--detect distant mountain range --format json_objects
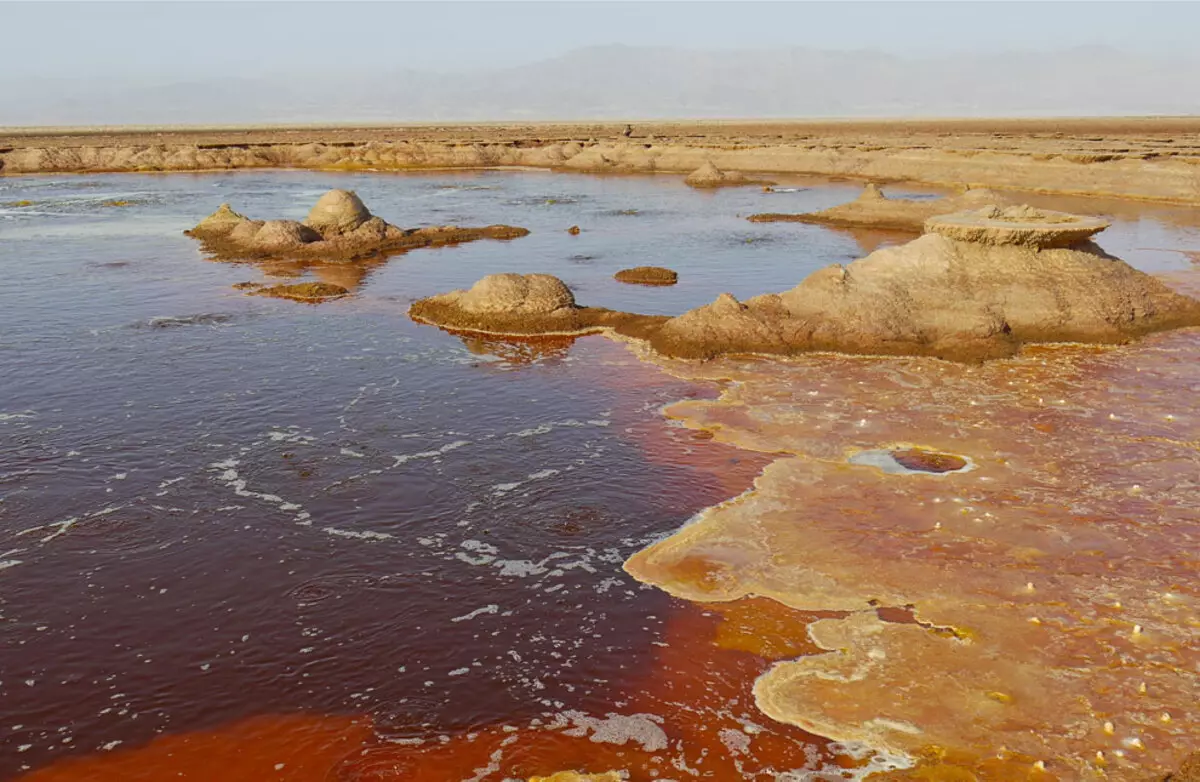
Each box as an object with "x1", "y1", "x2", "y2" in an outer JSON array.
[{"x1": 3, "y1": 44, "x2": 1198, "y2": 126}]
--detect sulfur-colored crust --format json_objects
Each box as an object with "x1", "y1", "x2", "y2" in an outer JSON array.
[{"x1": 621, "y1": 339, "x2": 1200, "y2": 780}]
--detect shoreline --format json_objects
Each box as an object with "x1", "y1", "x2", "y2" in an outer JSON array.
[{"x1": 4, "y1": 118, "x2": 1200, "y2": 204}]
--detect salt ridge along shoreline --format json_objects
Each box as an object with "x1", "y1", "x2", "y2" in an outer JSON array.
[{"x1": 3, "y1": 118, "x2": 1200, "y2": 204}]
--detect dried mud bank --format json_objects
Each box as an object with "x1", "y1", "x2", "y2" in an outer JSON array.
[
  {"x1": 624, "y1": 333, "x2": 1200, "y2": 780},
  {"x1": 411, "y1": 208, "x2": 1200, "y2": 362},
  {"x1": 4, "y1": 118, "x2": 1200, "y2": 203}
]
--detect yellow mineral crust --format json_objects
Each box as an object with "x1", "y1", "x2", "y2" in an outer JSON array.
[{"x1": 625, "y1": 333, "x2": 1200, "y2": 780}]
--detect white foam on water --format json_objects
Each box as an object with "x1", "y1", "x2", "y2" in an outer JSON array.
[
  {"x1": 323, "y1": 527, "x2": 393, "y2": 541},
  {"x1": 0, "y1": 411, "x2": 37, "y2": 422},
  {"x1": 555, "y1": 710, "x2": 669, "y2": 752},
  {"x1": 450, "y1": 604, "x2": 500, "y2": 623}
]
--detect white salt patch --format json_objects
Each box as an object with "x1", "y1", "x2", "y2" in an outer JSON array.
[
  {"x1": 392, "y1": 439, "x2": 471, "y2": 467},
  {"x1": 448, "y1": 668, "x2": 470, "y2": 677},
  {"x1": 451, "y1": 604, "x2": 499, "y2": 623},
  {"x1": 323, "y1": 527, "x2": 393, "y2": 541}
]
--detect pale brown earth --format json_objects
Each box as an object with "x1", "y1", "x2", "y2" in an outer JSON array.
[
  {"x1": 748, "y1": 183, "x2": 1018, "y2": 231},
  {"x1": 185, "y1": 188, "x2": 529, "y2": 262},
  {"x1": 410, "y1": 210, "x2": 1200, "y2": 363},
  {"x1": 4, "y1": 118, "x2": 1200, "y2": 203}
]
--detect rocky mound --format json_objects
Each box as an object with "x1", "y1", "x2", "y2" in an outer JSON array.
[
  {"x1": 649, "y1": 208, "x2": 1200, "y2": 361},
  {"x1": 304, "y1": 189, "x2": 371, "y2": 235},
  {"x1": 748, "y1": 183, "x2": 1013, "y2": 231},
  {"x1": 410, "y1": 206, "x2": 1200, "y2": 362},
  {"x1": 684, "y1": 161, "x2": 770, "y2": 189},
  {"x1": 614, "y1": 266, "x2": 678, "y2": 285},
  {"x1": 186, "y1": 189, "x2": 529, "y2": 262},
  {"x1": 409, "y1": 273, "x2": 667, "y2": 337}
]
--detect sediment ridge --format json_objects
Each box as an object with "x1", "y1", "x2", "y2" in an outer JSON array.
[{"x1": 4, "y1": 118, "x2": 1200, "y2": 203}]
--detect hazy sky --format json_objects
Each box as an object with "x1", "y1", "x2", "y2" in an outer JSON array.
[{"x1": 6, "y1": 1, "x2": 1199, "y2": 81}]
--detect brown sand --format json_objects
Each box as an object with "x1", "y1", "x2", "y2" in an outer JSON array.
[{"x1": 4, "y1": 118, "x2": 1200, "y2": 203}]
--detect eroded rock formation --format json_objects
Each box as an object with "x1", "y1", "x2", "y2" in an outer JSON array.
[
  {"x1": 186, "y1": 189, "x2": 529, "y2": 262},
  {"x1": 748, "y1": 183, "x2": 1015, "y2": 231},
  {"x1": 410, "y1": 207, "x2": 1200, "y2": 362}
]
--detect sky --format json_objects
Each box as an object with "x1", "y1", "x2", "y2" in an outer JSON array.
[{"x1": 4, "y1": 1, "x2": 1199, "y2": 81}]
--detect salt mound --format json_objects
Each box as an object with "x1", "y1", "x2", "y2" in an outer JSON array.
[
  {"x1": 457, "y1": 273, "x2": 576, "y2": 315},
  {"x1": 304, "y1": 189, "x2": 372, "y2": 236},
  {"x1": 684, "y1": 161, "x2": 760, "y2": 188},
  {"x1": 652, "y1": 215, "x2": 1200, "y2": 360},
  {"x1": 185, "y1": 190, "x2": 529, "y2": 262},
  {"x1": 188, "y1": 203, "x2": 249, "y2": 237}
]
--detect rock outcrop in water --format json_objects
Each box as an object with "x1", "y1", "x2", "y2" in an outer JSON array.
[
  {"x1": 614, "y1": 266, "x2": 678, "y2": 285},
  {"x1": 186, "y1": 189, "x2": 529, "y2": 262},
  {"x1": 411, "y1": 206, "x2": 1200, "y2": 362},
  {"x1": 748, "y1": 183, "x2": 1014, "y2": 231},
  {"x1": 408, "y1": 273, "x2": 668, "y2": 336},
  {"x1": 234, "y1": 281, "x2": 350, "y2": 303}
]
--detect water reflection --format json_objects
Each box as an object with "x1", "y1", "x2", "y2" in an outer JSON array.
[{"x1": 458, "y1": 333, "x2": 579, "y2": 367}]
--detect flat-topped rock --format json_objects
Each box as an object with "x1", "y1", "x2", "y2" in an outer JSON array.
[
  {"x1": 236, "y1": 281, "x2": 350, "y2": 302},
  {"x1": 925, "y1": 204, "x2": 1111, "y2": 247},
  {"x1": 614, "y1": 266, "x2": 678, "y2": 285},
  {"x1": 185, "y1": 189, "x2": 528, "y2": 262},
  {"x1": 749, "y1": 184, "x2": 1012, "y2": 231}
]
